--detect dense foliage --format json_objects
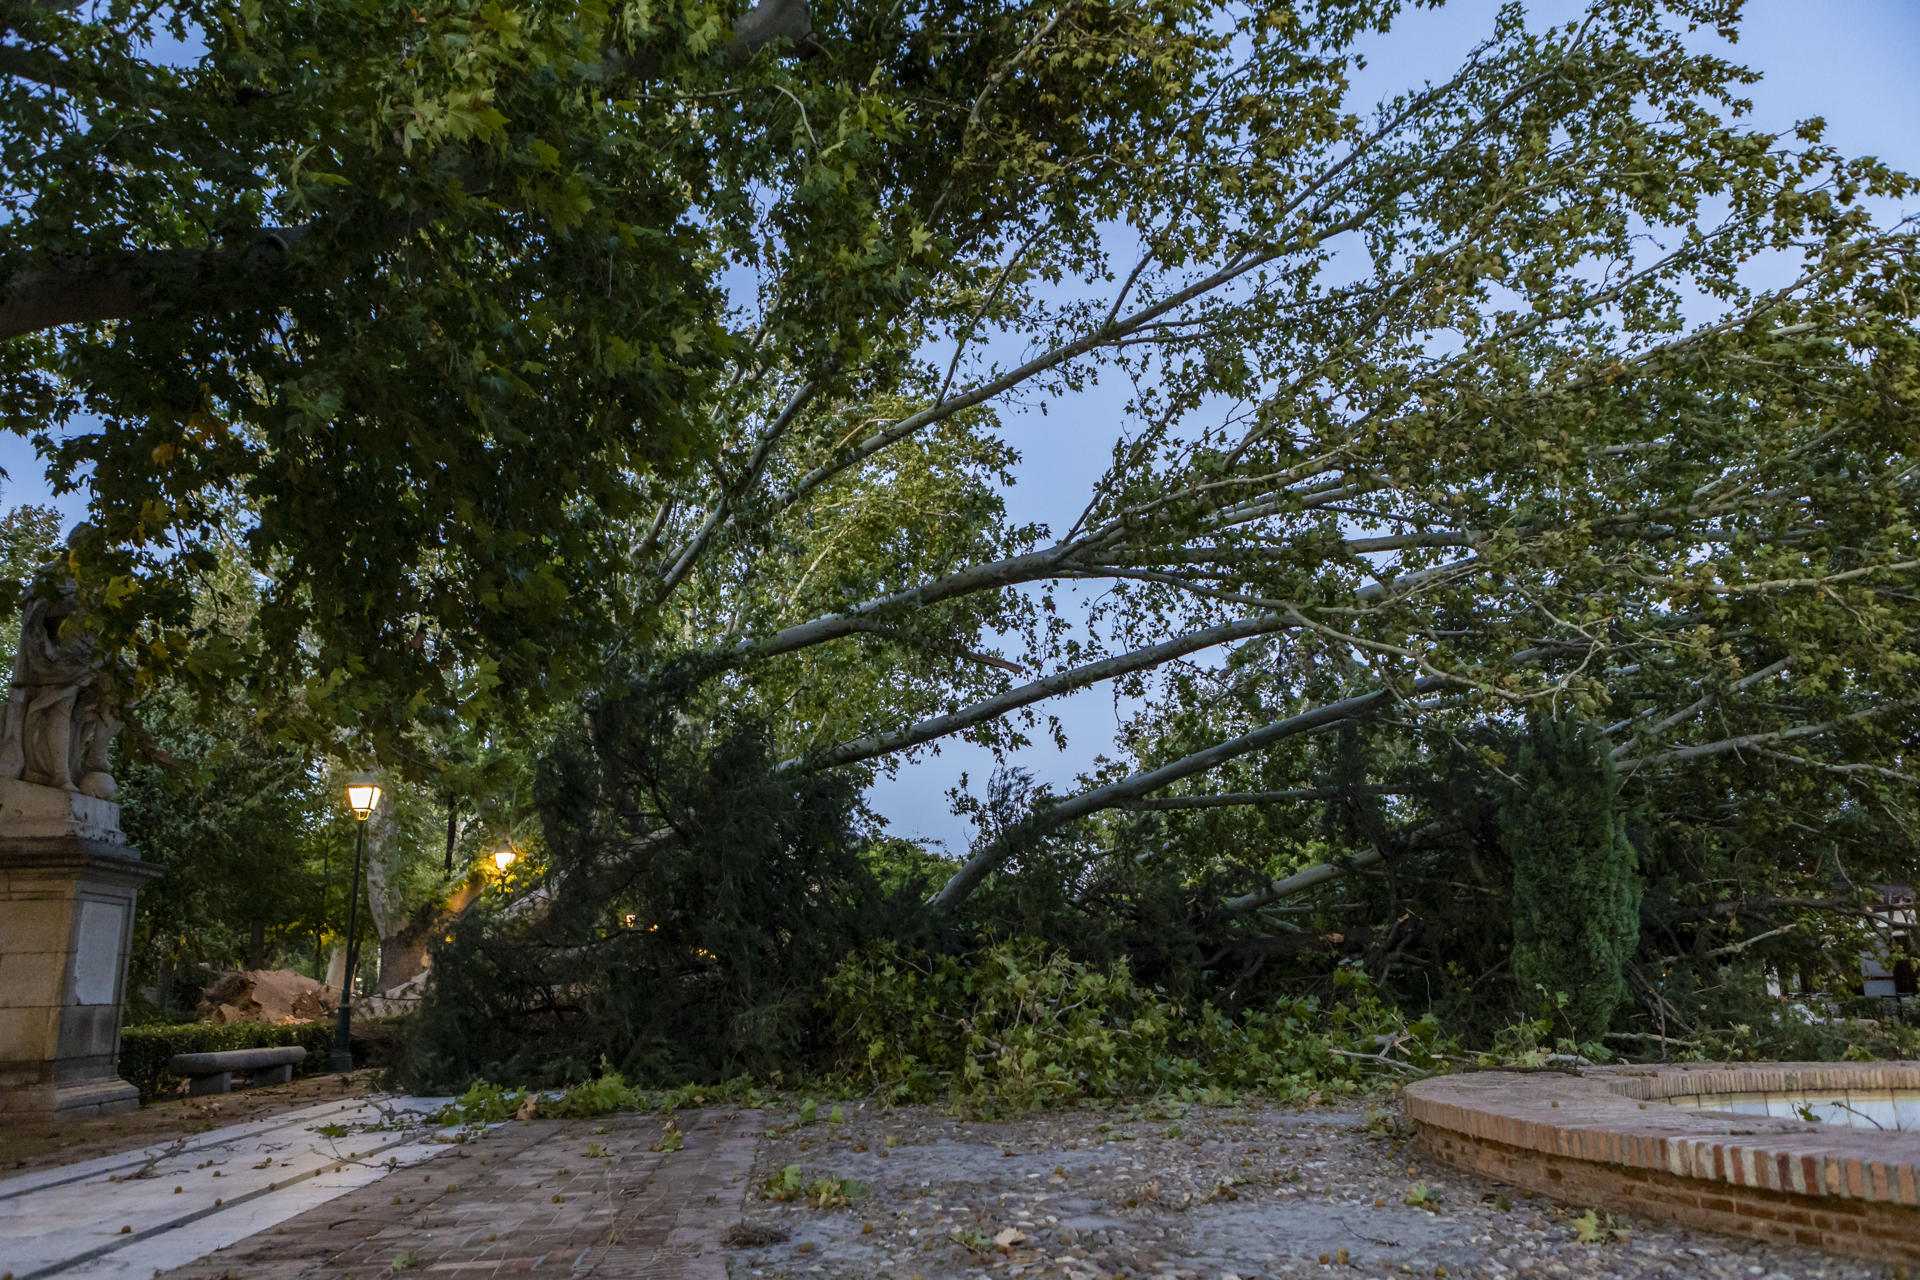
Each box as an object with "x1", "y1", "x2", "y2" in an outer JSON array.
[
  {"x1": 394, "y1": 693, "x2": 1913, "y2": 1098},
  {"x1": 2, "y1": 0, "x2": 1222, "y2": 746},
  {"x1": 826, "y1": 940, "x2": 1437, "y2": 1115},
  {"x1": 1500, "y1": 718, "x2": 1641, "y2": 1041},
  {"x1": 119, "y1": 680, "x2": 343, "y2": 1008},
  {"x1": 400, "y1": 693, "x2": 923, "y2": 1088}
]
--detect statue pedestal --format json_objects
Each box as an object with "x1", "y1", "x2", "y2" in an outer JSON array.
[{"x1": 0, "y1": 779, "x2": 159, "y2": 1118}]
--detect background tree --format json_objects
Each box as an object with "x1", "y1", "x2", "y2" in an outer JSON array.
[
  {"x1": 1, "y1": 0, "x2": 1216, "y2": 747},
  {"x1": 115, "y1": 554, "x2": 490, "y2": 1009},
  {"x1": 119, "y1": 685, "x2": 335, "y2": 1012},
  {"x1": 0, "y1": 496, "x2": 60, "y2": 672}
]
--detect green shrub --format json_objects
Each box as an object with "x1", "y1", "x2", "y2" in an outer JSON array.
[
  {"x1": 118, "y1": 1020, "x2": 338, "y2": 1100},
  {"x1": 430, "y1": 1079, "x2": 531, "y2": 1125},
  {"x1": 825, "y1": 940, "x2": 1442, "y2": 1115},
  {"x1": 542, "y1": 1070, "x2": 645, "y2": 1117}
]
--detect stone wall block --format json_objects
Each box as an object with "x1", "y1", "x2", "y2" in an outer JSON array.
[{"x1": 0, "y1": 790, "x2": 159, "y2": 1117}]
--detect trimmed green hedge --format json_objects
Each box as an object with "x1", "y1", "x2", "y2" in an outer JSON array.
[{"x1": 119, "y1": 1021, "x2": 337, "y2": 1100}]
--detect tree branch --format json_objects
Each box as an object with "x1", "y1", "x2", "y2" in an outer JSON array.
[
  {"x1": 1219, "y1": 848, "x2": 1384, "y2": 917},
  {"x1": 656, "y1": 379, "x2": 818, "y2": 599},
  {"x1": 0, "y1": 225, "x2": 319, "y2": 341},
  {"x1": 1215, "y1": 817, "x2": 1457, "y2": 919},
  {"x1": 796, "y1": 612, "x2": 1296, "y2": 773},
  {"x1": 926, "y1": 681, "x2": 1449, "y2": 914},
  {"x1": 1616, "y1": 698, "x2": 1917, "y2": 771},
  {"x1": 1120, "y1": 784, "x2": 1410, "y2": 811},
  {"x1": 1605, "y1": 656, "x2": 1793, "y2": 758}
]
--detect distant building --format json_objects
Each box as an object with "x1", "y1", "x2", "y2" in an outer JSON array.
[{"x1": 1862, "y1": 884, "x2": 1916, "y2": 1000}]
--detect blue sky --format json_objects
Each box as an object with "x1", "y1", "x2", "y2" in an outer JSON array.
[{"x1": 4, "y1": 2, "x2": 1916, "y2": 850}]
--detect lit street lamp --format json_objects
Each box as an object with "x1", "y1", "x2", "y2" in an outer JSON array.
[
  {"x1": 330, "y1": 773, "x2": 382, "y2": 1073},
  {"x1": 492, "y1": 846, "x2": 517, "y2": 873}
]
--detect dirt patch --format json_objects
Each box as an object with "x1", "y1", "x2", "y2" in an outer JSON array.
[
  {"x1": 0, "y1": 1071, "x2": 380, "y2": 1176},
  {"x1": 197, "y1": 968, "x2": 337, "y2": 1023},
  {"x1": 726, "y1": 1099, "x2": 1897, "y2": 1279}
]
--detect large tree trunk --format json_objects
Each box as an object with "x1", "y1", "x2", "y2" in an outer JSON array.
[
  {"x1": 359, "y1": 805, "x2": 430, "y2": 995},
  {"x1": 379, "y1": 928, "x2": 432, "y2": 993}
]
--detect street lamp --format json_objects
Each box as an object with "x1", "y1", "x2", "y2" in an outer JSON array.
[
  {"x1": 345, "y1": 778, "x2": 382, "y2": 822},
  {"x1": 330, "y1": 772, "x2": 382, "y2": 1073},
  {"x1": 491, "y1": 846, "x2": 517, "y2": 874}
]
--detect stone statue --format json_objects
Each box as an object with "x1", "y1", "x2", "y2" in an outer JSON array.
[{"x1": 0, "y1": 546, "x2": 118, "y2": 800}]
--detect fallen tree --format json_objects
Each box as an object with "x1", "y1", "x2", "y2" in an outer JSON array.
[{"x1": 394, "y1": 0, "x2": 1920, "y2": 1085}]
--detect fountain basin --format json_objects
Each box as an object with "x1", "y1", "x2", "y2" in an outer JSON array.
[{"x1": 1404, "y1": 1061, "x2": 1920, "y2": 1264}]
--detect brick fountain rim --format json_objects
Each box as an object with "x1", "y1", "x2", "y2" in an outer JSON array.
[{"x1": 1403, "y1": 1060, "x2": 1920, "y2": 1263}]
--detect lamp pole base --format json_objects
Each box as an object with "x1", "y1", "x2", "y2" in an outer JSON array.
[{"x1": 328, "y1": 820, "x2": 368, "y2": 1078}]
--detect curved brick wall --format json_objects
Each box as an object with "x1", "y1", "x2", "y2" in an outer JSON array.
[{"x1": 1404, "y1": 1061, "x2": 1920, "y2": 1264}]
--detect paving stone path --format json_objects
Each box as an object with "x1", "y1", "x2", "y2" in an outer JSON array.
[
  {"x1": 155, "y1": 1108, "x2": 762, "y2": 1280},
  {"x1": 11, "y1": 1094, "x2": 1891, "y2": 1279},
  {"x1": 0, "y1": 1096, "x2": 458, "y2": 1280},
  {"x1": 4, "y1": 1075, "x2": 386, "y2": 1179}
]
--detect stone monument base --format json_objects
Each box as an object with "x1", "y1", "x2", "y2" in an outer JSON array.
[{"x1": 0, "y1": 779, "x2": 159, "y2": 1118}]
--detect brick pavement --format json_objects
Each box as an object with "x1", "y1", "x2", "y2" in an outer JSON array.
[{"x1": 154, "y1": 1108, "x2": 764, "y2": 1279}]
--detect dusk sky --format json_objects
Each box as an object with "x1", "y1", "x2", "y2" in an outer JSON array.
[{"x1": 4, "y1": 2, "x2": 1914, "y2": 853}]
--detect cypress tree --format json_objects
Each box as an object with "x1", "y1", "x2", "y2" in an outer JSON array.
[{"x1": 1500, "y1": 716, "x2": 1642, "y2": 1042}]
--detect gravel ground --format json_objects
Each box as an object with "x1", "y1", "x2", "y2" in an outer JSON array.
[{"x1": 725, "y1": 1099, "x2": 1900, "y2": 1280}]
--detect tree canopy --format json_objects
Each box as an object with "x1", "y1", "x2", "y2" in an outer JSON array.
[
  {"x1": 591, "y1": 0, "x2": 1920, "y2": 923},
  {"x1": 6, "y1": 0, "x2": 1919, "y2": 1061},
  {"x1": 2, "y1": 0, "x2": 1213, "y2": 740}
]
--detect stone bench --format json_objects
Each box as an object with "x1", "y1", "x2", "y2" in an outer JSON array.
[{"x1": 167, "y1": 1045, "x2": 308, "y2": 1096}]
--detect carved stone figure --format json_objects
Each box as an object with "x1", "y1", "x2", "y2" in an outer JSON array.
[{"x1": 0, "y1": 549, "x2": 118, "y2": 800}]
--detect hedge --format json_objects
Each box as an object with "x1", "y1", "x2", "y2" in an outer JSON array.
[{"x1": 119, "y1": 1020, "x2": 338, "y2": 1100}]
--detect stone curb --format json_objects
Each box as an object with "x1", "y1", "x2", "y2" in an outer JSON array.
[{"x1": 1404, "y1": 1060, "x2": 1920, "y2": 1264}]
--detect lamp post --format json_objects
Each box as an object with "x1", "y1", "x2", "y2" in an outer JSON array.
[{"x1": 330, "y1": 773, "x2": 382, "y2": 1073}]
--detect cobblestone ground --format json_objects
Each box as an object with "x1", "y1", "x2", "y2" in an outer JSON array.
[
  {"x1": 726, "y1": 1101, "x2": 1902, "y2": 1280},
  {"x1": 154, "y1": 1108, "x2": 762, "y2": 1279},
  {"x1": 35, "y1": 1096, "x2": 1904, "y2": 1280}
]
